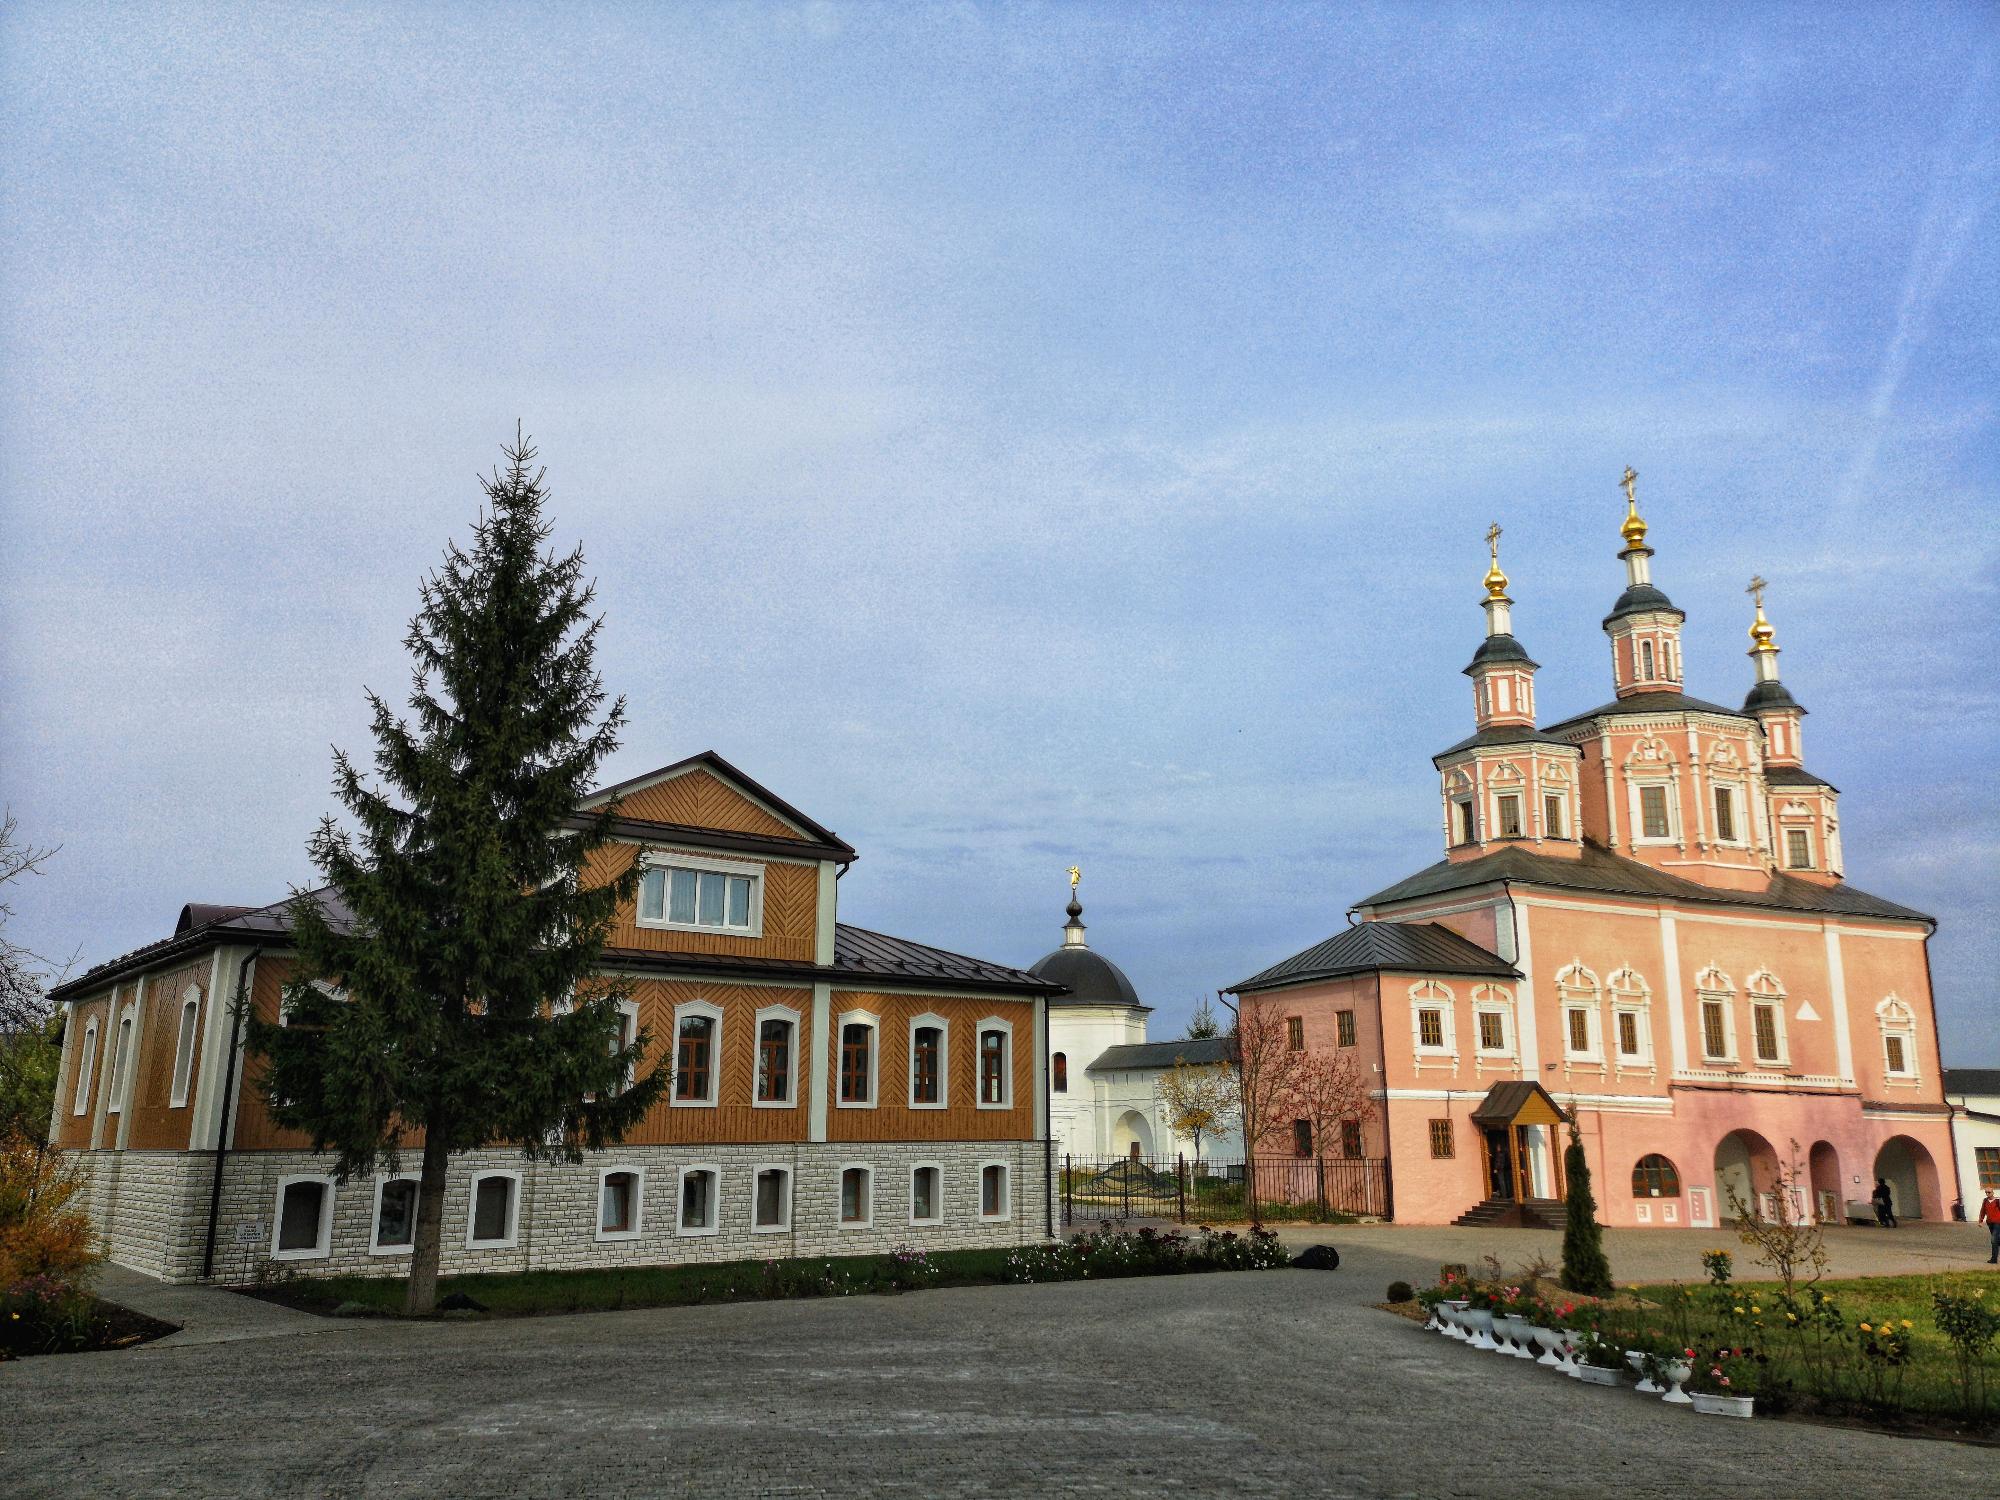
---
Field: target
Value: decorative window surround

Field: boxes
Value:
[838,1164,874,1228]
[1407,980,1456,1063]
[752,1165,792,1233]
[979,1161,1011,1222]
[597,1166,645,1241]
[1607,966,1654,1071]
[1470,985,1514,1063]
[466,1171,522,1249]
[1747,970,1790,1067]
[612,998,640,1093]
[907,1013,949,1109]
[272,1174,336,1261]
[676,1164,720,1237]
[369,1173,419,1256]
[838,1010,880,1109]
[72,1017,98,1115]
[671,999,723,1108]
[168,986,202,1108]
[636,850,764,938]
[1554,962,1601,1065]
[909,1163,943,1226]
[975,1016,1013,1110]
[1695,965,1737,1064]
[753,1003,801,1108]
[105,1008,136,1115]
[1877,996,1920,1085]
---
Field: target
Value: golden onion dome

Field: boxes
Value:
[1483,522,1509,598]
[1749,600,1777,650]
[1619,466,1647,548]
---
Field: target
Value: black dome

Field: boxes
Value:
[1029,945,1142,1007]
[1743,678,1804,714]
[1462,633,1539,675]
[1602,583,1684,625]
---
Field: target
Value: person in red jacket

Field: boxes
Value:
[1980,1192,2000,1265]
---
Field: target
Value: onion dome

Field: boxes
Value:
[1027,877,1142,1008]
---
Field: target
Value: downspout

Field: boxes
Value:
[201,951,258,1281]
[1042,988,1055,1242]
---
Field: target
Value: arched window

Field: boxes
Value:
[1052,1051,1068,1093]
[1632,1154,1681,1198]
[1876,996,1918,1080]
[1554,962,1600,1061]
[1640,640,1655,679]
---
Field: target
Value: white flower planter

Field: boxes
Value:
[1463,1308,1498,1350]
[1690,1392,1754,1419]
[1660,1358,1694,1405]
[1574,1363,1623,1386]
[1626,1351,1661,1393]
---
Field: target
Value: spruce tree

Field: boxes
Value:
[1560,1122,1613,1297]
[247,432,666,1314]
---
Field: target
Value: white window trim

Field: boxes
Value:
[1409,981,1456,1059]
[636,850,765,938]
[671,999,724,1109]
[72,1017,99,1115]
[1746,971,1789,1067]
[1629,777,1679,846]
[908,1161,944,1227]
[1783,824,1816,870]
[675,1163,721,1237]
[751,1163,793,1233]
[611,998,641,1092]
[168,986,203,1108]
[105,1006,137,1115]
[974,1015,1014,1110]
[836,1009,881,1110]
[1697,991,1737,1064]
[1561,1001,1602,1062]
[369,1171,420,1256]
[596,1165,646,1241]
[752,1003,802,1109]
[978,1160,1012,1222]
[838,1162,874,1228]
[465,1170,523,1249]
[271,1173,336,1261]
[1877,996,1919,1081]
[1470,986,1513,1058]
[1605,968,1653,1068]
[907,1013,950,1110]
[1491,789,1524,840]
[1710,781,1749,847]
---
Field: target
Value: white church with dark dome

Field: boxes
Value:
[1029,876,1240,1162]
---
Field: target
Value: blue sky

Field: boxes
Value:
[3,4,1995,1062]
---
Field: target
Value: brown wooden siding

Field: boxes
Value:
[620,979,815,1145]
[825,992,1038,1143]
[610,770,806,841]
[591,842,819,963]
[123,957,211,1150]
[231,957,318,1151]
[54,989,116,1148]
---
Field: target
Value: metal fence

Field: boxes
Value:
[1061,1153,1391,1226]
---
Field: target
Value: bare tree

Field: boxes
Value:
[1288,1047,1374,1160]
[1724,1139,1828,1300]
[1155,1055,1239,1162]
[0,811,74,1034]
[1218,993,1315,1226]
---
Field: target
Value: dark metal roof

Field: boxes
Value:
[1463,634,1538,673]
[1944,1069,2000,1098]
[1469,1080,1569,1126]
[1602,583,1684,625]
[1545,690,1752,735]
[53,889,1059,1001]
[579,750,857,856]
[1230,921,1516,995]
[1766,766,1837,791]
[1029,946,1146,1009]
[1434,724,1580,761]
[1356,840,1931,925]
[176,904,255,935]
[1088,1037,1234,1072]
[1743,679,1805,715]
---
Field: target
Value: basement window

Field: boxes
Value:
[372,1176,418,1254]
[466,1173,520,1249]
[272,1176,334,1260]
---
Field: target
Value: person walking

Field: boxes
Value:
[1872,1177,1898,1228]
[1979,1191,2000,1264]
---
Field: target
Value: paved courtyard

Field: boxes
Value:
[6,1225,1991,1498]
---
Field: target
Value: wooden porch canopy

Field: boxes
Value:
[1471,1081,1570,1208]
[1469,1080,1569,1129]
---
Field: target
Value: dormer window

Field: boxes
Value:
[637,855,761,936]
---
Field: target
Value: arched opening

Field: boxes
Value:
[1111,1109,1154,1159]
[1712,1129,1781,1220]
[1052,1052,1068,1094]
[1632,1154,1680,1198]
[1808,1140,1842,1222]
[1872,1135,1940,1222]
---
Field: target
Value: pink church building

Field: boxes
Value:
[1230,475,1955,1229]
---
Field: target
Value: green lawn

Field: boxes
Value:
[1627,1271,1999,1432]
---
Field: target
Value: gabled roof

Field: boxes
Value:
[1766,766,1837,791]
[1356,840,1931,926]
[1544,691,1751,735]
[830,925,1056,992]
[1088,1037,1233,1072]
[1230,921,1516,995]
[578,750,855,855]
[1469,1080,1568,1126]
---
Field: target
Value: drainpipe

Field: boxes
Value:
[201,951,258,1280]
[1042,988,1055,1242]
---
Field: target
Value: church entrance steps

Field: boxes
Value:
[1451,1198,1566,1231]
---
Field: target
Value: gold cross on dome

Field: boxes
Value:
[1747,575,1768,608]
[1067,864,1081,891]
[1621,466,1638,505]
[1485,521,1501,558]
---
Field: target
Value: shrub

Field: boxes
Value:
[0,1137,98,1288]
[1559,1125,1612,1297]
[1386,1280,1414,1303]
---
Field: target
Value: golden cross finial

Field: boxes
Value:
[1747,575,1768,609]
[1621,467,1638,506]
[1067,864,1081,891]
[1485,521,1501,558]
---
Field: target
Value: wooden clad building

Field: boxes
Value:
[48,752,1062,1283]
